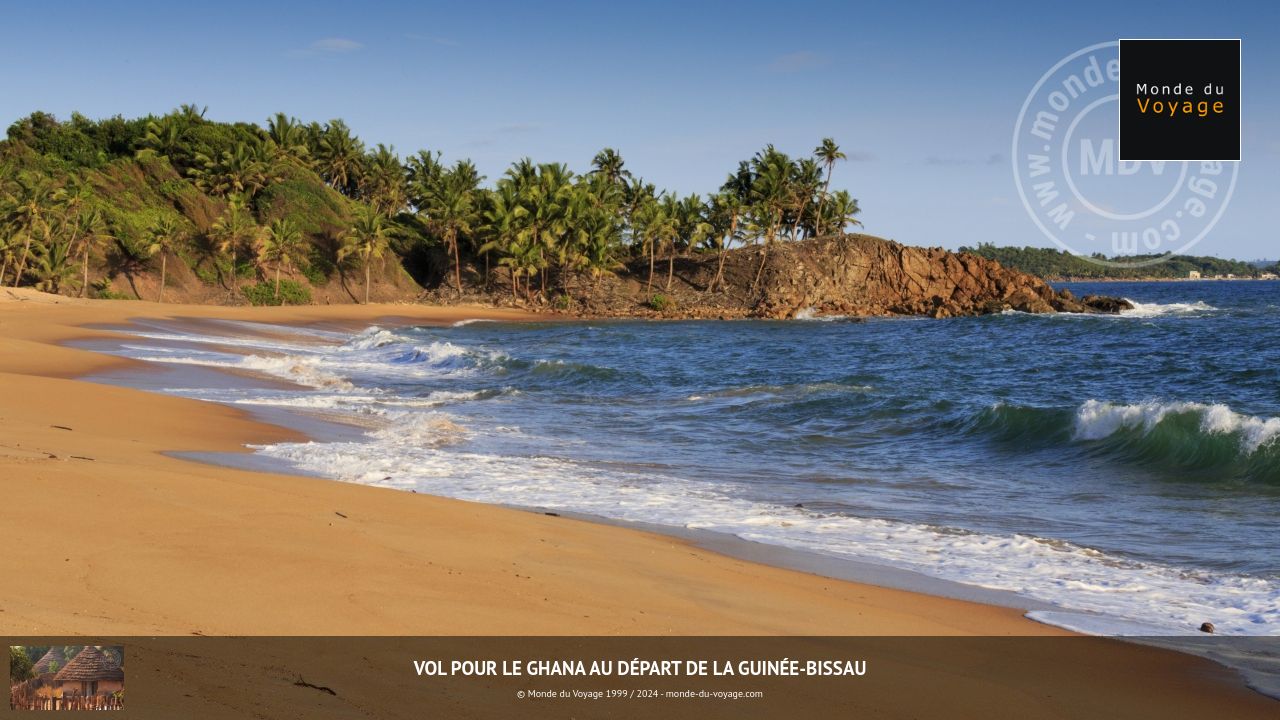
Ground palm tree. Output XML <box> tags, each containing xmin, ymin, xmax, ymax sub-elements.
<box><xmin>32</xmin><ymin>240</ymin><xmax>76</xmax><ymax>294</ymax></box>
<box><xmin>146</xmin><ymin>216</ymin><xmax>184</xmax><ymax>302</ymax></box>
<box><xmin>788</xmin><ymin>158</ymin><xmax>823</xmax><ymax>241</ymax></box>
<box><xmin>423</xmin><ymin>161</ymin><xmax>482</xmax><ymax>291</ymax></box>
<box><xmin>317</xmin><ymin>120</ymin><xmax>365</xmax><ymax>195</ymax></box>
<box><xmin>258</xmin><ymin>218</ymin><xmax>305</xmax><ymax>300</ymax></box>
<box><xmin>478</xmin><ymin>184</ymin><xmax>526</xmax><ymax>298</ymax></box>
<box><xmin>590</xmin><ymin>148</ymin><xmax>630</xmax><ymax>186</ymax></box>
<box><xmin>813</xmin><ymin>138</ymin><xmax>846</xmax><ymax>231</ymax></box>
<box><xmin>189</xmin><ymin>142</ymin><xmax>277</xmax><ymax>200</ymax></box>
<box><xmin>7</xmin><ymin>173</ymin><xmax>57</xmax><ymax>287</ymax></box>
<box><xmin>748</xmin><ymin>146</ymin><xmax>793</xmax><ymax>287</ymax></box>
<box><xmin>74</xmin><ymin>207</ymin><xmax>109</xmax><ymax>297</ymax></box>
<box><xmin>816</xmin><ymin>190</ymin><xmax>862</xmax><ymax>236</ymax></box>
<box><xmin>362</xmin><ymin>144</ymin><xmax>406</xmax><ymax>216</ymax></box>
<box><xmin>708</xmin><ymin>190</ymin><xmax>744</xmax><ymax>292</ymax></box>
<box><xmin>339</xmin><ymin>207</ymin><xmax>392</xmax><ymax>304</ymax></box>
<box><xmin>136</xmin><ymin>117</ymin><xmax>185</xmax><ymax>160</ymax></box>
<box><xmin>265</xmin><ymin>112</ymin><xmax>310</xmax><ymax>165</ymax></box>
<box><xmin>210</xmin><ymin>199</ymin><xmax>258</xmax><ymax>293</ymax></box>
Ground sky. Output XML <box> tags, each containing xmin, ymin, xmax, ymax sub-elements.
<box><xmin>2</xmin><ymin>0</ymin><xmax>1277</xmax><ymax>259</ymax></box>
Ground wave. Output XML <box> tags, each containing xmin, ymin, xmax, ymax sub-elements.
<box><xmin>969</xmin><ymin>400</ymin><xmax>1280</xmax><ymax>482</ymax></box>
<box><xmin>794</xmin><ymin>307</ymin><xmax>852</xmax><ymax>322</ymax></box>
<box><xmin>251</xmin><ymin>424</ymin><xmax>1280</xmax><ymax>636</ymax></box>
<box><xmin>1119</xmin><ymin>299</ymin><xmax>1218</xmax><ymax>318</ymax></box>
<box><xmin>687</xmin><ymin>382</ymin><xmax>874</xmax><ymax>403</ymax></box>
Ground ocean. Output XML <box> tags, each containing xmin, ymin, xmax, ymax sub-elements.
<box><xmin>97</xmin><ymin>280</ymin><xmax>1280</xmax><ymax>637</ymax></box>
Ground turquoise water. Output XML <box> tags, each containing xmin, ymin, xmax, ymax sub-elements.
<box><xmin>107</xmin><ymin>280</ymin><xmax>1280</xmax><ymax>635</ymax></box>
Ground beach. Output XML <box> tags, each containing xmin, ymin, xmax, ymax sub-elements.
<box><xmin>1</xmin><ymin>288</ymin><xmax>1276</xmax><ymax>718</ymax></box>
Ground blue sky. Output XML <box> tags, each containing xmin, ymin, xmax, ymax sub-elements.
<box><xmin>2</xmin><ymin>0</ymin><xmax>1276</xmax><ymax>259</ymax></box>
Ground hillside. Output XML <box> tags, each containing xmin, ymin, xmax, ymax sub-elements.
<box><xmin>0</xmin><ymin>108</ymin><xmax>1125</xmax><ymax>318</ymax></box>
<box><xmin>960</xmin><ymin>243</ymin><xmax>1265</xmax><ymax>280</ymax></box>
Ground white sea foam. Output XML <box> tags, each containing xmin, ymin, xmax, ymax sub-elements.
<box><xmin>1119</xmin><ymin>299</ymin><xmax>1218</xmax><ymax>317</ymax></box>
<box><xmin>1074</xmin><ymin>400</ymin><xmax>1280</xmax><ymax>453</ymax></box>
<box><xmin>251</xmin><ymin>419</ymin><xmax>1280</xmax><ymax>636</ymax></box>
<box><xmin>110</xmin><ymin>319</ymin><xmax>1280</xmax><ymax>639</ymax></box>
<box><xmin>794</xmin><ymin>307</ymin><xmax>850</xmax><ymax>321</ymax></box>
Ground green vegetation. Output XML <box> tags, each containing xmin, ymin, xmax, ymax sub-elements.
<box><xmin>242</xmin><ymin>278</ymin><xmax>311</xmax><ymax>306</ymax></box>
<box><xmin>0</xmin><ymin>107</ymin><xmax>862</xmax><ymax>304</ymax></box>
<box><xmin>10</xmin><ymin>646</ymin><xmax>33</xmax><ymax>682</ymax></box>
<box><xmin>960</xmin><ymin>243</ymin><xmax>1263</xmax><ymax>280</ymax></box>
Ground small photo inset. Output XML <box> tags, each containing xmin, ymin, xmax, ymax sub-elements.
<box><xmin>9</xmin><ymin>646</ymin><xmax>124</xmax><ymax>711</ymax></box>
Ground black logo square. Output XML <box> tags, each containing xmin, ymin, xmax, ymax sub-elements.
<box><xmin>1119</xmin><ymin>39</ymin><xmax>1240</xmax><ymax>161</ymax></box>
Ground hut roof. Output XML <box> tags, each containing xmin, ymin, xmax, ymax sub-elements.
<box><xmin>52</xmin><ymin>647</ymin><xmax>123</xmax><ymax>683</ymax></box>
<box><xmin>31</xmin><ymin>648</ymin><xmax>64</xmax><ymax>675</ymax></box>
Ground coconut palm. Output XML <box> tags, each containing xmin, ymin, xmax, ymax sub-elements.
<box><xmin>317</xmin><ymin>120</ymin><xmax>365</xmax><ymax>195</ymax></box>
<box><xmin>708</xmin><ymin>190</ymin><xmax>745</xmax><ymax>292</ymax></box>
<box><xmin>6</xmin><ymin>173</ymin><xmax>58</xmax><ymax>287</ymax></box>
<box><xmin>813</xmin><ymin>138</ymin><xmax>847</xmax><ymax>229</ymax></box>
<box><xmin>136</xmin><ymin>117</ymin><xmax>185</xmax><ymax>160</ymax></box>
<box><xmin>189</xmin><ymin>142</ymin><xmax>276</xmax><ymax>200</ymax></box>
<box><xmin>257</xmin><ymin>218</ymin><xmax>306</xmax><ymax>301</ymax></box>
<box><xmin>478</xmin><ymin>184</ymin><xmax>526</xmax><ymax>297</ymax></box>
<box><xmin>146</xmin><ymin>216</ymin><xmax>184</xmax><ymax>302</ymax></box>
<box><xmin>339</xmin><ymin>207</ymin><xmax>392</xmax><ymax>304</ymax></box>
<box><xmin>816</xmin><ymin>190</ymin><xmax>862</xmax><ymax>236</ymax></box>
<box><xmin>589</xmin><ymin>148</ymin><xmax>630</xmax><ymax>186</ymax></box>
<box><xmin>422</xmin><ymin>161</ymin><xmax>482</xmax><ymax>291</ymax></box>
<box><xmin>788</xmin><ymin>158</ymin><xmax>823</xmax><ymax>240</ymax></box>
<box><xmin>362</xmin><ymin>144</ymin><xmax>407</xmax><ymax>216</ymax></box>
<box><xmin>72</xmin><ymin>207</ymin><xmax>109</xmax><ymax>297</ymax></box>
<box><xmin>210</xmin><ymin>199</ymin><xmax>258</xmax><ymax>293</ymax></box>
<box><xmin>31</xmin><ymin>240</ymin><xmax>76</xmax><ymax>294</ymax></box>
<box><xmin>265</xmin><ymin>113</ymin><xmax>311</xmax><ymax>165</ymax></box>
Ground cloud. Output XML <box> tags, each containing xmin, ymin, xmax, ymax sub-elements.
<box><xmin>768</xmin><ymin>51</ymin><xmax>828</xmax><ymax>74</ymax></box>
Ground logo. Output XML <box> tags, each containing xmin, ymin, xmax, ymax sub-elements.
<box><xmin>1012</xmin><ymin>42</ymin><xmax>1238</xmax><ymax>267</ymax></box>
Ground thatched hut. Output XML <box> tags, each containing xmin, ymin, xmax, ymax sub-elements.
<box><xmin>51</xmin><ymin>647</ymin><xmax>123</xmax><ymax>697</ymax></box>
<box><xmin>31</xmin><ymin>648</ymin><xmax>67</xmax><ymax>677</ymax></box>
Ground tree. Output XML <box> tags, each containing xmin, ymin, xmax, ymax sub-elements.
<box><xmin>316</xmin><ymin>120</ymin><xmax>365</xmax><ymax>195</ymax></box>
<box><xmin>422</xmin><ymin>161</ymin><xmax>482</xmax><ymax>291</ymax></box>
<box><xmin>74</xmin><ymin>207</ymin><xmax>109</xmax><ymax>297</ymax></box>
<box><xmin>146</xmin><ymin>216</ymin><xmax>184</xmax><ymax>302</ymax></box>
<box><xmin>6</xmin><ymin>172</ymin><xmax>57</xmax><ymax>287</ymax></box>
<box><xmin>210</xmin><ymin>199</ymin><xmax>258</xmax><ymax>293</ymax></box>
<box><xmin>478</xmin><ymin>184</ymin><xmax>526</xmax><ymax>299</ymax></box>
<box><xmin>32</xmin><ymin>239</ymin><xmax>77</xmax><ymax>293</ymax></box>
<box><xmin>257</xmin><ymin>218</ymin><xmax>305</xmax><ymax>300</ymax></box>
<box><xmin>265</xmin><ymin>112</ymin><xmax>310</xmax><ymax>166</ymax></box>
<box><xmin>590</xmin><ymin>148</ymin><xmax>630</xmax><ymax>186</ymax></box>
<box><xmin>10</xmin><ymin>647</ymin><xmax>33</xmax><ymax>682</ymax></box>
<box><xmin>813</xmin><ymin>138</ymin><xmax>846</xmax><ymax>230</ymax></box>
<box><xmin>816</xmin><ymin>190</ymin><xmax>861</xmax><ymax>236</ymax></box>
<box><xmin>339</xmin><ymin>207</ymin><xmax>392</xmax><ymax>304</ymax></box>
<box><xmin>708</xmin><ymin>190</ymin><xmax>745</xmax><ymax>292</ymax></box>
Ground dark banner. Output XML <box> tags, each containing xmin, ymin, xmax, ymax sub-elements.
<box><xmin>6</xmin><ymin>637</ymin><xmax>1279</xmax><ymax>719</ymax></box>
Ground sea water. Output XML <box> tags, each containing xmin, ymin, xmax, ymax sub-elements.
<box><xmin>98</xmin><ymin>280</ymin><xmax>1280</xmax><ymax>638</ymax></box>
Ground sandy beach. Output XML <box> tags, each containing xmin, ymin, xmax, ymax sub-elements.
<box><xmin>1</xmin><ymin>288</ymin><xmax>1275</xmax><ymax>718</ymax></box>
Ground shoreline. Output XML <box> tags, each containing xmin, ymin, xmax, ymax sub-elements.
<box><xmin>1</xmin><ymin>289</ymin><xmax>1276</xmax><ymax>716</ymax></box>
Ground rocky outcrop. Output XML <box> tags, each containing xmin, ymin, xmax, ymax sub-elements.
<box><xmin>427</xmin><ymin>233</ymin><xmax>1132</xmax><ymax>320</ymax></box>
<box><xmin>744</xmin><ymin>235</ymin><xmax>1130</xmax><ymax>319</ymax></box>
